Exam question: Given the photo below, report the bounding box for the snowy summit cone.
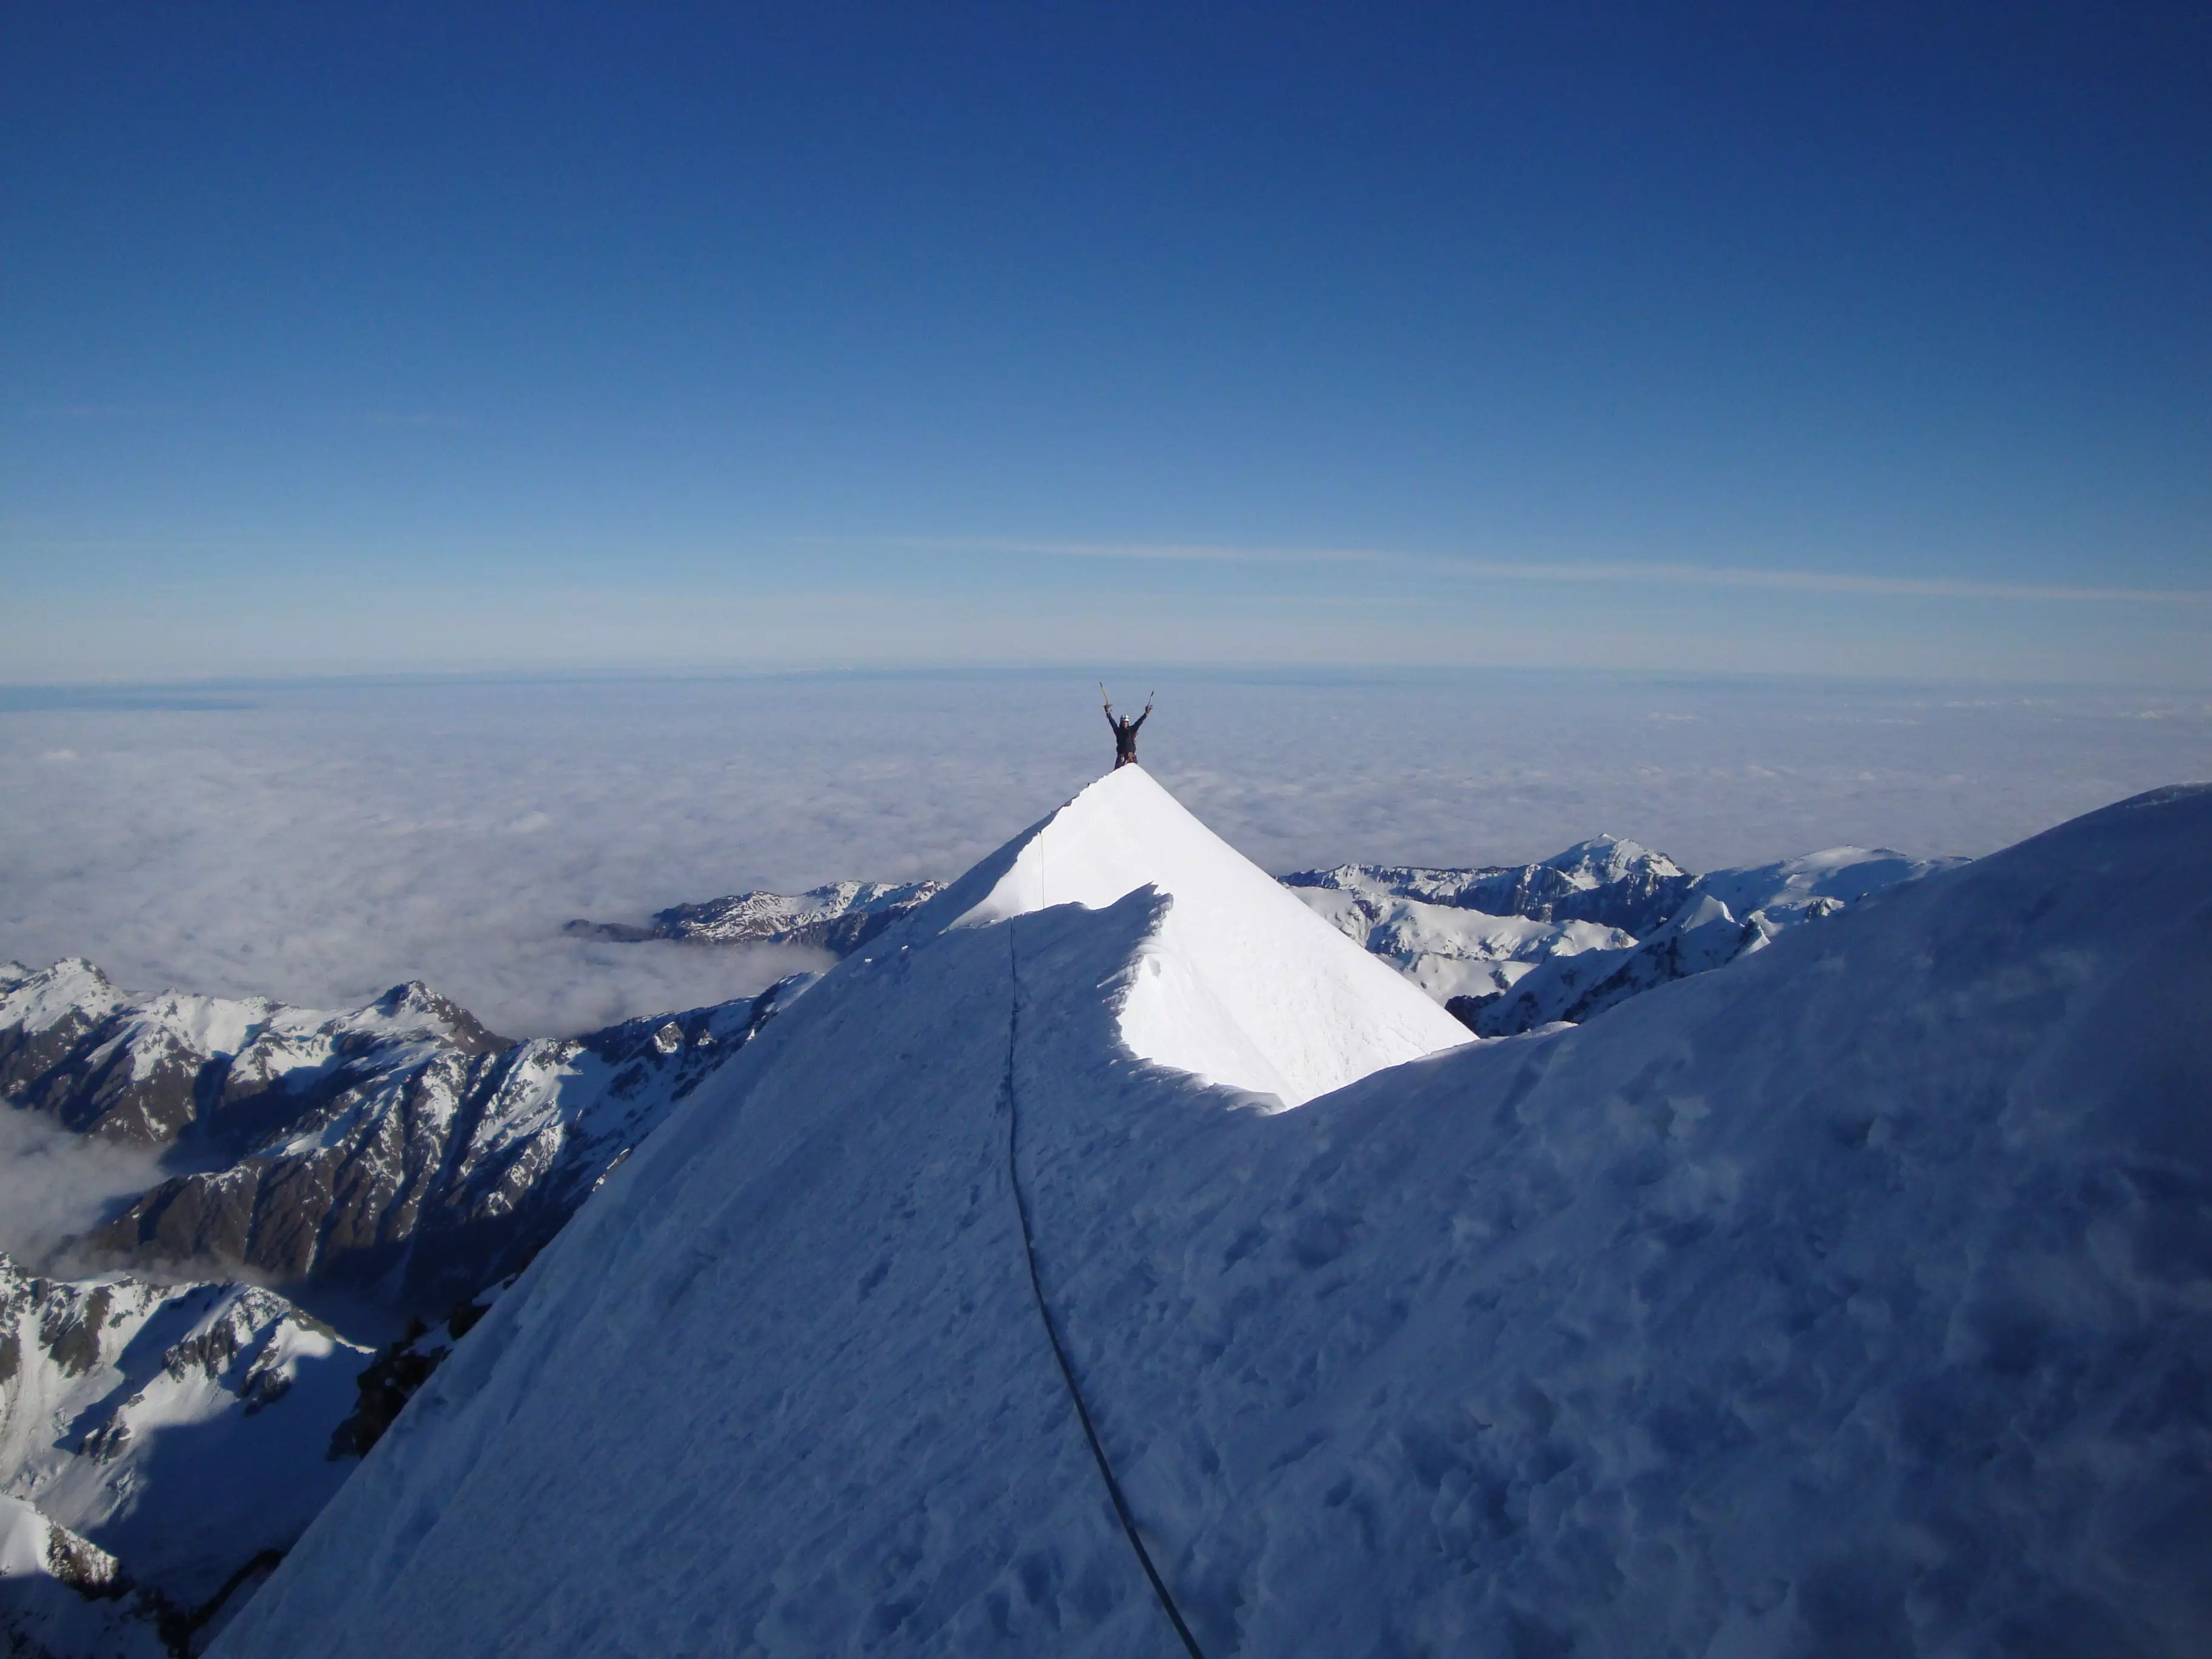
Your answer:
[209,769,1473,1659]
[912,764,1470,1106]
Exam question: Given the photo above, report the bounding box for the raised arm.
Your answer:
[1130,697,1152,733]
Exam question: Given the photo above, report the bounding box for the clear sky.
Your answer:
[4,2,2208,683]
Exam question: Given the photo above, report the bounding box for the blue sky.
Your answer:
[4,2,2208,682]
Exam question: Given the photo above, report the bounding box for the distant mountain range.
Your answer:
[1284,838,1964,1035]
[562,879,942,951]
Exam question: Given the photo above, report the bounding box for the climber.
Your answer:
[1102,686,1151,768]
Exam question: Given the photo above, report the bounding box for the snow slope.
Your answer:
[216,780,2212,1658]
[922,766,1469,1107]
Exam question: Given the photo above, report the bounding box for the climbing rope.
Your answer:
[1002,920,1208,1659]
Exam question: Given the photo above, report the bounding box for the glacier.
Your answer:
[210,771,2211,1657]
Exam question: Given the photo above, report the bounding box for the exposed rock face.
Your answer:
[326,1287,503,1462]
[3,961,813,1312]
[565,880,942,953]
[1,1492,158,1659]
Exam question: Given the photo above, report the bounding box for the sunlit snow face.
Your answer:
[1,671,2205,1037]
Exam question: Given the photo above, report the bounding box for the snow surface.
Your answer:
[930,766,1469,1107]
[215,779,2212,1658]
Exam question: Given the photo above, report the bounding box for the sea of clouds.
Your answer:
[3,670,2209,1041]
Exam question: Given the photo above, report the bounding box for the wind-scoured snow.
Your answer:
[215,780,2212,1658]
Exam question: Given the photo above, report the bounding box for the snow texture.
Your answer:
[934,767,1468,1107]
[214,778,2212,1658]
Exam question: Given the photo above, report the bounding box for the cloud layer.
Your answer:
[3,672,2208,1039]
[0,1108,172,1273]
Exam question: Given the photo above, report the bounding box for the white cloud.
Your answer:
[916,536,2212,604]
[0,1109,172,1274]
[1,672,2208,1039]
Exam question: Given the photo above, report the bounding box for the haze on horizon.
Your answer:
[3,3,2208,687]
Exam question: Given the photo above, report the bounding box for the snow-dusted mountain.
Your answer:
[0,1254,372,1657]
[565,879,942,950]
[1287,838,1957,1024]
[1456,890,1777,1036]
[211,774,2212,1657]
[1287,887,1637,1002]
[1447,844,1970,1036]
[1689,844,1969,924]
[1,962,813,1311]
[1284,835,1697,936]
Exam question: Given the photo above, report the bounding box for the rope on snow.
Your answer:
[1001,919,1208,1659]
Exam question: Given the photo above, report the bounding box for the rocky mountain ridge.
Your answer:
[0,1252,372,1657]
[1,961,813,1315]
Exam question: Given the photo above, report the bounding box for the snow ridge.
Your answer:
[1002,921,1207,1658]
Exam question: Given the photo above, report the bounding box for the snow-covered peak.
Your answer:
[928,766,1469,1107]
[0,959,127,1036]
[1284,836,1695,935]
[1538,833,1686,884]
